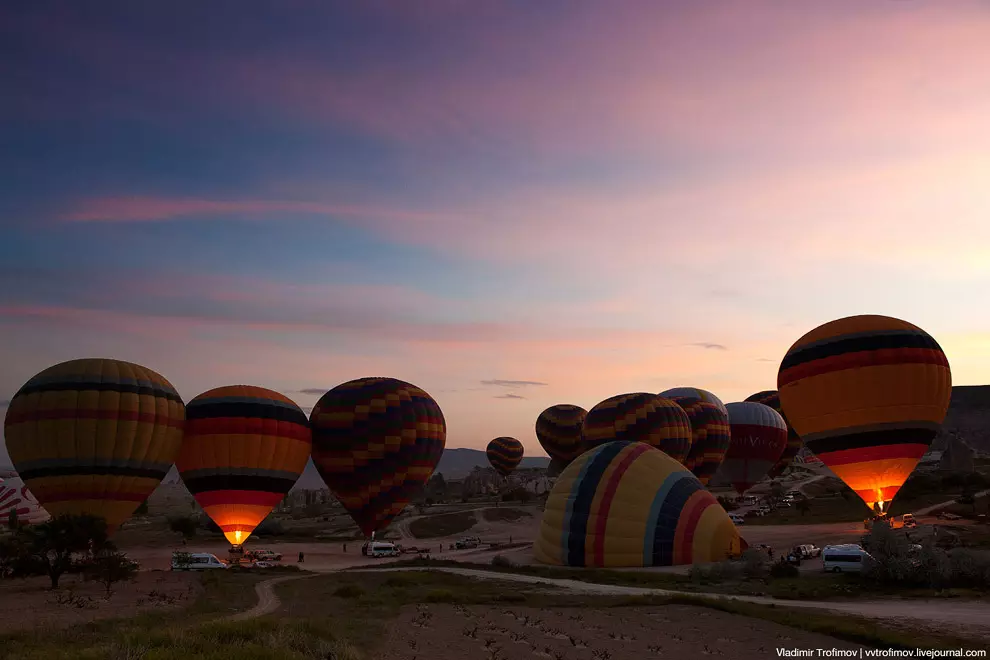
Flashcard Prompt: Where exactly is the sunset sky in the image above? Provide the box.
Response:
[3,1,990,465]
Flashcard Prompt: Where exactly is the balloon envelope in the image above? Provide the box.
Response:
[3,358,185,532]
[535,404,587,465]
[535,441,742,567]
[310,377,446,536]
[581,393,692,463]
[722,402,788,495]
[777,314,951,512]
[176,385,311,546]
[661,387,731,486]
[486,437,524,477]
[744,390,803,479]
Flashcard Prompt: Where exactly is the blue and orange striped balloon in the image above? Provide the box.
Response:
[4,358,185,532]
[535,441,742,567]
[581,393,693,464]
[310,377,446,536]
[176,385,311,546]
[487,437,524,477]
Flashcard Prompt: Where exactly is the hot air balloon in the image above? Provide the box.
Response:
[175,385,310,547]
[744,390,803,478]
[487,437,524,477]
[3,358,185,532]
[535,441,743,567]
[535,404,587,466]
[310,377,446,536]
[581,393,692,463]
[660,387,731,486]
[777,315,951,514]
[721,402,788,495]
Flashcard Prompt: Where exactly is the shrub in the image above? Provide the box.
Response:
[948,549,990,588]
[716,496,738,512]
[741,549,770,580]
[491,554,516,568]
[333,584,365,599]
[168,516,199,539]
[770,561,800,579]
[689,561,743,584]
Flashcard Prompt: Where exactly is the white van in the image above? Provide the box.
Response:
[362,541,400,558]
[171,552,229,571]
[822,544,872,573]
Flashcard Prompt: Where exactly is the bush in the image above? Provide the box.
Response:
[741,549,770,580]
[689,561,743,584]
[491,554,516,568]
[716,496,738,512]
[770,561,800,579]
[948,549,990,587]
[168,516,199,539]
[333,584,365,599]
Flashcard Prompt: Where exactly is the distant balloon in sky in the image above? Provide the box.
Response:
[310,377,446,536]
[535,404,587,466]
[581,393,692,463]
[176,385,311,546]
[3,358,184,532]
[744,390,803,478]
[778,314,951,513]
[535,441,743,568]
[721,402,788,495]
[661,387,731,486]
[487,437,524,476]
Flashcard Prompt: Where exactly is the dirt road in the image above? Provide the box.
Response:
[223,574,310,622]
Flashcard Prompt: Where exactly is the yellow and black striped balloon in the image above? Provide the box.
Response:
[487,437,524,477]
[581,393,693,463]
[3,358,185,532]
[778,315,951,512]
[535,404,587,466]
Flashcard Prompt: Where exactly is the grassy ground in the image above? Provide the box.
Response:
[481,507,531,523]
[2,568,985,658]
[407,511,478,539]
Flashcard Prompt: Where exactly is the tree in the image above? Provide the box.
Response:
[86,550,138,598]
[796,499,811,516]
[168,516,198,539]
[22,514,109,590]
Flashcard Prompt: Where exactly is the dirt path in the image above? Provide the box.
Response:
[223,574,312,622]
[912,489,990,516]
[351,565,990,638]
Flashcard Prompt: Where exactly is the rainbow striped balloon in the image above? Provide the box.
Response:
[535,441,743,568]
[486,436,524,476]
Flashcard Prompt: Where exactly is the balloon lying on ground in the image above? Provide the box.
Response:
[661,387,731,486]
[778,314,951,513]
[721,402,788,495]
[487,437,524,476]
[3,358,185,532]
[535,404,588,466]
[310,377,446,536]
[744,390,803,479]
[581,393,693,463]
[176,385,311,546]
[534,441,743,567]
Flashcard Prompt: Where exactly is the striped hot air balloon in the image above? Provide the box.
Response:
[581,393,692,463]
[722,402,788,495]
[3,358,184,532]
[176,385,311,546]
[661,387,731,486]
[310,377,446,536]
[487,437,524,477]
[778,315,951,513]
[535,441,743,567]
[535,404,587,466]
[744,390,803,478]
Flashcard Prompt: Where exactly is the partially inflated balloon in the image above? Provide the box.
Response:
[487,437,524,477]
[661,387,731,486]
[535,404,587,465]
[744,390,802,478]
[3,358,184,532]
[582,393,692,463]
[535,441,742,567]
[722,402,788,495]
[778,315,951,512]
[310,378,446,536]
[176,386,310,546]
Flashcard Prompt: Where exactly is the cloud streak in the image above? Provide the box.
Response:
[690,342,728,351]
[480,379,548,388]
[494,393,525,400]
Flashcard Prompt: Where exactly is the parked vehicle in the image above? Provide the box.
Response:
[171,552,229,571]
[822,544,872,573]
[786,490,803,498]
[249,549,283,562]
[901,514,918,528]
[728,513,745,525]
[362,541,400,558]
[793,544,821,559]
[454,537,481,550]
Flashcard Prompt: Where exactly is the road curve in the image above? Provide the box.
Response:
[349,565,990,638]
[223,574,312,622]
